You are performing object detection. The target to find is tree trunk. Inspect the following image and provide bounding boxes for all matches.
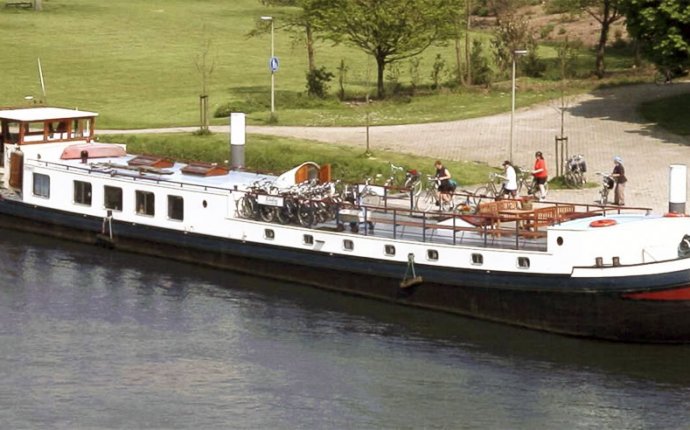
[595,21,609,78]
[305,24,315,72]
[34,0,42,11]
[455,37,464,86]
[465,0,472,86]
[592,0,618,79]
[376,54,386,99]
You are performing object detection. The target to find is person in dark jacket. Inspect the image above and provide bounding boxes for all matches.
[612,156,627,205]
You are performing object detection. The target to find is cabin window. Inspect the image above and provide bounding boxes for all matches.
[471,253,483,265]
[32,173,50,198]
[167,195,184,221]
[303,234,314,245]
[264,229,275,239]
[385,245,396,256]
[104,186,123,211]
[135,190,155,216]
[517,257,530,269]
[427,249,439,261]
[343,239,354,251]
[49,120,69,140]
[73,180,92,206]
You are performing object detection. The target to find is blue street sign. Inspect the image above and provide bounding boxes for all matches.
[269,56,279,72]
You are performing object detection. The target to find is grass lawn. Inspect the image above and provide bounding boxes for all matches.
[101,132,498,186]
[1,0,651,129]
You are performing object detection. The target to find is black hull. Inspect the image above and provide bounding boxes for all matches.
[2,200,690,343]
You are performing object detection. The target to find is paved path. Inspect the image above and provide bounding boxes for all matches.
[101,82,690,214]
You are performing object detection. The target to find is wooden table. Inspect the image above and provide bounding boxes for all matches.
[498,209,535,230]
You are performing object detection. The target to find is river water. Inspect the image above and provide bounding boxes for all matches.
[1,229,690,429]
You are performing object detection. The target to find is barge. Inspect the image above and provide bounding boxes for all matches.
[2,106,690,342]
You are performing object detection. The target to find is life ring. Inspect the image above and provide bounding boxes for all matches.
[664,212,687,217]
[589,219,617,228]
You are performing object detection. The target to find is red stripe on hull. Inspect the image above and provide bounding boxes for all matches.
[624,286,690,301]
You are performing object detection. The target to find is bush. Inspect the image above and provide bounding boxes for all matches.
[306,66,334,99]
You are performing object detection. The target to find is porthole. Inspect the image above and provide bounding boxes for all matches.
[343,239,354,251]
[202,200,208,208]
[385,245,396,256]
[427,249,439,261]
[557,236,564,246]
[303,234,314,245]
[518,257,530,269]
[471,253,483,265]
[264,229,275,239]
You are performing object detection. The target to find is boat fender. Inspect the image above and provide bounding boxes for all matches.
[664,212,687,217]
[589,219,617,228]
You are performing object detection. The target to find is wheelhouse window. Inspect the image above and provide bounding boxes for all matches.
[167,195,184,221]
[73,180,92,206]
[32,173,50,198]
[104,186,123,211]
[136,190,155,216]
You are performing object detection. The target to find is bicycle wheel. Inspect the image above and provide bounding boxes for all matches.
[564,171,577,188]
[472,186,494,206]
[414,190,436,212]
[259,205,276,223]
[599,187,609,205]
[655,70,671,85]
[297,201,315,227]
[237,195,257,219]
[275,204,292,224]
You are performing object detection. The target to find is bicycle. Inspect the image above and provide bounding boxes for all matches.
[472,172,511,204]
[595,172,614,205]
[414,175,457,212]
[383,163,422,199]
[564,154,587,189]
[654,68,673,85]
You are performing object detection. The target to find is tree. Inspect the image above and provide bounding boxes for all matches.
[621,0,690,70]
[492,16,531,77]
[253,0,322,71]
[314,0,449,98]
[584,0,623,78]
[549,0,623,78]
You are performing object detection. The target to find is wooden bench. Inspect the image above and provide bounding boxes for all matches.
[5,1,33,8]
[475,199,521,229]
[523,204,577,231]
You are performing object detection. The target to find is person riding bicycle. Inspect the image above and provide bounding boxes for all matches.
[434,160,454,206]
[502,160,518,198]
[531,151,548,201]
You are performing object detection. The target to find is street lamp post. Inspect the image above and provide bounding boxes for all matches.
[510,49,528,163]
[261,16,275,115]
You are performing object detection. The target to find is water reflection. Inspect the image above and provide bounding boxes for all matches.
[0,228,689,429]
